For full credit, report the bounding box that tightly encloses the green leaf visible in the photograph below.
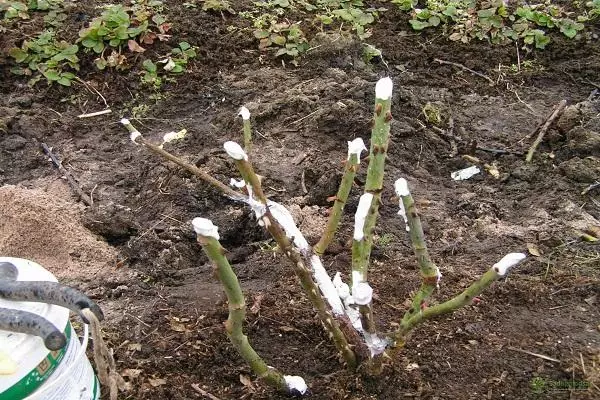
[44,69,60,81]
[9,48,29,63]
[179,41,191,51]
[63,44,79,55]
[270,34,286,46]
[253,29,269,39]
[143,59,157,72]
[409,19,429,30]
[81,38,98,48]
[428,15,441,27]
[478,8,497,19]
[57,76,72,86]
[93,41,105,53]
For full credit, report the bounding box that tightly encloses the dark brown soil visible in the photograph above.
[1,3,599,400]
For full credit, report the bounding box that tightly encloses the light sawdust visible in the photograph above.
[0,180,118,282]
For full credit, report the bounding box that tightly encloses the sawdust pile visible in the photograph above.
[0,181,117,282]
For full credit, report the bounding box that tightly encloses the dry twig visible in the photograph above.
[41,143,93,206]
[434,58,495,85]
[526,100,567,163]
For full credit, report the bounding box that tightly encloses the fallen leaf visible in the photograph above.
[122,369,142,379]
[170,321,188,332]
[149,377,167,387]
[405,362,419,371]
[250,293,264,315]
[128,343,142,352]
[279,326,295,333]
[127,39,145,53]
[527,243,541,257]
[240,374,255,391]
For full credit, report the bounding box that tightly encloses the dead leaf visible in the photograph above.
[279,326,295,333]
[405,362,419,371]
[484,163,500,179]
[122,369,142,379]
[149,377,167,387]
[170,321,188,332]
[127,343,142,352]
[128,39,146,53]
[250,293,264,315]
[240,374,255,391]
[527,243,541,257]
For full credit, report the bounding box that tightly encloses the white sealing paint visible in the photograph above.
[332,272,350,301]
[394,179,410,232]
[375,77,393,100]
[493,253,526,276]
[309,255,345,316]
[352,282,373,306]
[347,138,367,161]
[284,375,307,395]
[266,201,309,250]
[238,106,250,120]
[229,178,246,188]
[364,332,389,357]
[192,217,220,240]
[353,193,373,241]
[223,141,248,161]
[451,165,481,181]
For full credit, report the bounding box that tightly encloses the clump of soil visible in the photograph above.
[0,181,118,283]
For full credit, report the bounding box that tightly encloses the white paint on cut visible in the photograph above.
[351,270,364,286]
[333,272,350,301]
[192,217,220,240]
[364,332,389,357]
[451,165,481,181]
[352,282,373,305]
[347,138,367,161]
[353,193,373,241]
[120,118,130,125]
[284,375,307,395]
[493,253,526,276]
[130,131,141,142]
[223,141,248,161]
[266,201,309,250]
[394,178,410,197]
[239,106,250,120]
[394,178,410,232]
[375,77,393,100]
[309,255,345,316]
[229,178,246,188]
[435,266,442,288]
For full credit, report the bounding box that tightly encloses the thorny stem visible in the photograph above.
[243,119,252,154]
[121,119,243,200]
[396,182,441,328]
[314,153,361,256]
[392,265,517,345]
[195,233,289,393]
[230,153,358,368]
[351,78,393,339]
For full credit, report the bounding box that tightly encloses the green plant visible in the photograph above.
[253,21,309,61]
[1,0,62,20]
[9,29,78,86]
[202,0,235,14]
[78,2,170,69]
[140,42,197,88]
[121,78,528,393]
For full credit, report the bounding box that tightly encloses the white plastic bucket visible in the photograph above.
[0,257,99,400]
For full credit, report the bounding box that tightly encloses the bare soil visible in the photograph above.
[1,3,599,400]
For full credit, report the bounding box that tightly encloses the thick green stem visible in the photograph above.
[349,79,393,340]
[352,84,393,281]
[243,119,252,154]
[196,234,288,392]
[396,182,440,328]
[314,152,361,256]
[121,119,242,200]
[227,145,357,368]
[393,268,503,345]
